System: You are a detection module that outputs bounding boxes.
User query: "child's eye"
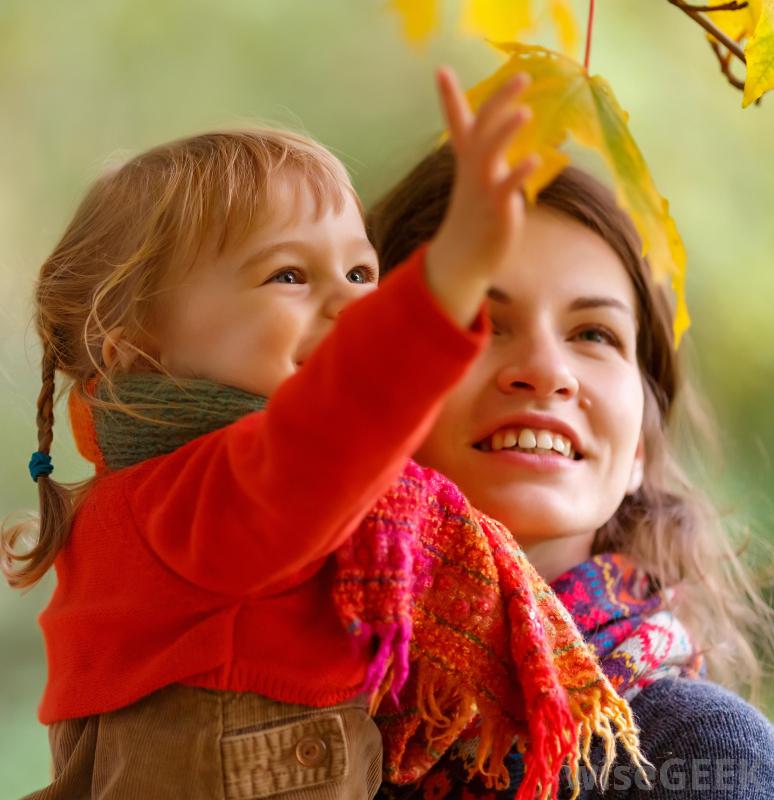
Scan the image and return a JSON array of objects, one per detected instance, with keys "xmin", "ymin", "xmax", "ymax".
[
  {"xmin": 574, "ymin": 326, "xmax": 620, "ymax": 347},
  {"xmin": 267, "ymin": 268, "xmax": 305, "ymax": 284},
  {"xmin": 347, "ymin": 265, "xmax": 377, "ymax": 284}
]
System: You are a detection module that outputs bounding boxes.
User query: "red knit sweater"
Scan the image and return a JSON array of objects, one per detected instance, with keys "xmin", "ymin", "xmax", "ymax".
[{"xmin": 38, "ymin": 249, "xmax": 489, "ymax": 723}]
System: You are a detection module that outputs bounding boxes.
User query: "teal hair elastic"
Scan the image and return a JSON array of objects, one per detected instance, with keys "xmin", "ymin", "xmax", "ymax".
[{"xmin": 29, "ymin": 451, "xmax": 53, "ymax": 482}]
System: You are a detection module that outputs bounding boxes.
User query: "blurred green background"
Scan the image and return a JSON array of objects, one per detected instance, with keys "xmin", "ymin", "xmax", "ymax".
[{"xmin": 1, "ymin": 0, "xmax": 772, "ymax": 795}]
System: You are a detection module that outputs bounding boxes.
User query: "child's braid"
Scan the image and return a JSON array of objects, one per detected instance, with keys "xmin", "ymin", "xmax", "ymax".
[
  {"xmin": 2, "ymin": 337, "xmax": 86, "ymax": 588},
  {"xmin": 35, "ymin": 341, "xmax": 57, "ymax": 470}
]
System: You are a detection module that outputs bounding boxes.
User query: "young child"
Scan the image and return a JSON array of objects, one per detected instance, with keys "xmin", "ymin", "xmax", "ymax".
[{"xmin": 5, "ymin": 70, "xmax": 643, "ymax": 800}]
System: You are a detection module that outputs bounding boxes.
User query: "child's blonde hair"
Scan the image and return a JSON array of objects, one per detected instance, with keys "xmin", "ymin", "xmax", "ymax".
[{"xmin": 2, "ymin": 128, "xmax": 357, "ymax": 589}]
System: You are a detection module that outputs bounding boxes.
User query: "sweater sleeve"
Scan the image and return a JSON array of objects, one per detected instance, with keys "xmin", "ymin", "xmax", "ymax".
[
  {"xmin": 571, "ymin": 679, "xmax": 774, "ymax": 800},
  {"xmin": 124, "ymin": 247, "xmax": 490, "ymax": 597}
]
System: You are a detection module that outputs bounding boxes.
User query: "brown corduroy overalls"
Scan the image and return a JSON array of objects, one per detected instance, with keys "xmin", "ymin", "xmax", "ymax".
[{"xmin": 21, "ymin": 685, "xmax": 383, "ymax": 800}]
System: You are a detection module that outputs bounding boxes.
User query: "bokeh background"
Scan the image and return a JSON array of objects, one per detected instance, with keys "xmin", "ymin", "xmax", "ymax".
[{"xmin": 1, "ymin": 0, "xmax": 773, "ymax": 795}]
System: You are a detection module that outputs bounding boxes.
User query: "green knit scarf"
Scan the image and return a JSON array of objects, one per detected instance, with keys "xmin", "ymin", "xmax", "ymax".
[{"xmin": 93, "ymin": 374, "xmax": 267, "ymax": 471}]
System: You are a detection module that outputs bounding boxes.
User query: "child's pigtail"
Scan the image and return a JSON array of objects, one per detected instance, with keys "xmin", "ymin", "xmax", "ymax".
[{"xmin": 1, "ymin": 341, "xmax": 86, "ymax": 589}]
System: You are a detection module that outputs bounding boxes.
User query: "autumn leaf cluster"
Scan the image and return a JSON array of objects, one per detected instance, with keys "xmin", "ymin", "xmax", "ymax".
[
  {"xmin": 389, "ymin": 0, "xmax": 774, "ymax": 347},
  {"xmin": 392, "ymin": 0, "xmax": 774, "ymax": 107},
  {"xmin": 707, "ymin": 0, "xmax": 774, "ymax": 107}
]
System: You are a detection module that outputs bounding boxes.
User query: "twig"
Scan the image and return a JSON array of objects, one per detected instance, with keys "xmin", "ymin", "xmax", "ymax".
[
  {"xmin": 709, "ymin": 39, "xmax": 746, "ymax": 90},
  {"xmin": 689, "ymin": 2, "xmax": 748, "ymax": 10},
  {"xmin": 584, "ymin": 0, "xmax": 596, "ymax": 71},
  {"xmin": 667, "ymin": 0, "xmax": 747, "ymax": 63}
]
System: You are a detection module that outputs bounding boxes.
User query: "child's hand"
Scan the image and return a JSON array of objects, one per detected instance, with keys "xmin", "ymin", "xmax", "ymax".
[{"xmin": 425, "ymin": 66, "xmax": 539, "ymax": 328}]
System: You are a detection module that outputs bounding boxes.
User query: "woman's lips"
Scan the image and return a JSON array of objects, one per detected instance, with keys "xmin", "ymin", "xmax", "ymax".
[{"xmin": 473, "ymin": 446, "xmax": 583, "ymax": 472}]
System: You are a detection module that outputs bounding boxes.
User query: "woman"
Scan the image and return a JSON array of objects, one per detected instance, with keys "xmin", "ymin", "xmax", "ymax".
[{"xmin": 367, "ymin": 146, "xmax": 774, "ymax": 799}]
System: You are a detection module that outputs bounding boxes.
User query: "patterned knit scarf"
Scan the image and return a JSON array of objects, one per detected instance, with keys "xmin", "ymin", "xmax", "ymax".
[
  {"xmin": 551, "ymin": 553, "xmax": 705, "ymax": 702},
  {"xmin": 69, "ymin": 375, "xmax": 649, "ymax": 800},
  {"xmin": 378, "ymin": 554, "xmax": 704, "ymax": 799}
]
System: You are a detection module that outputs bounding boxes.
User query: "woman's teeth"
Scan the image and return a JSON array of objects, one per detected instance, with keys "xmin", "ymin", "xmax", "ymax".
[{"xmin": 477, "ymin": 428, "xmax": 578, "ymax": 459}]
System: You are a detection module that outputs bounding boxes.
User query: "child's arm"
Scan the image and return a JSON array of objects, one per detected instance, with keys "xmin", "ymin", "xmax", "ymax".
[
  {"xmin": 124, "ymin": 252, "xmax": 485, "ymax": 597},
  {"xmin": 124, "ymin": 69, "xmax": 538, "ymax": 598}
]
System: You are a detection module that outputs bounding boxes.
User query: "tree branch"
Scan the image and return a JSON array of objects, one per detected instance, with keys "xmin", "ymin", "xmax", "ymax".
[
  {"xmin": 689, "ymin": 2, "xmax": 748, "ymax": 11},
  {"xmin": 709, "ymin": 38, "xmax": 746, "ymax": 90},
  {"xmin": 667, "ymin": 0, "xmax": 747, "ymax": 63}
]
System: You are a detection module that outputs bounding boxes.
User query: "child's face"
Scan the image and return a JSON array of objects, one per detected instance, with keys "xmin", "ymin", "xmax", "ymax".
[
  {"xmin": 414, "ymin": 206, "xmax": 645, "ymax": 549},
  {"xmin": 154, "ymin": 176, "xmax": 378, "ymax": 396}
]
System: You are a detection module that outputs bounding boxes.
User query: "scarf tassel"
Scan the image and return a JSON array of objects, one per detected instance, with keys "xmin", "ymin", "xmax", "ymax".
[
  {"xmin": 382, "ymin": 662, "xmax": 652, "ymax": 799},
  {"xmin": 512, "ymin": 697, "xmax": 578, "ymax": 800},
  {"xmin": 565, "ymin": 683, "xmax": 654, "ymax": 798},
  {"xmin": 358, "ymin": 618, "xmax": 412, "ymax": 704},
  {"xmin": 385, "ymin": 659, "xmax": 581, "ymax": 797}
]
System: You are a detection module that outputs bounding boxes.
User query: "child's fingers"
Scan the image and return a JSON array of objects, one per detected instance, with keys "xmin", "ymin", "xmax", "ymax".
[
  {"xmin": 495, "ymin": 154, "xmax": 542, "ymax": 204},
  {"xmin": 470, "ymin": 73, "xmax": 531, "ymax": 148},
  {"xmin": 479, "ymin": 105, "xmax": 533, "ymax": 184},
  {"xmin": 436, "ymin": 67, "xmax": 474, "ymax": 151}
]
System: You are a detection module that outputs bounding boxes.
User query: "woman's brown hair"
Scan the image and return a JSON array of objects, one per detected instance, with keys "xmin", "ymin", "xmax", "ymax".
[
  {"xmin": 1, "ymin": 128, "xmax": 355, "ymax": 589},
  {"xmin": 368, "ymin": 143, "xmax": 774, "ymax": 700}
]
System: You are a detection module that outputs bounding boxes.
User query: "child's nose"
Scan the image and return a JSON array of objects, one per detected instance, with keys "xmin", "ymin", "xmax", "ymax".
[{"xmin": 321, "ymin": 281, "xmax": 370, "ymax": 319}]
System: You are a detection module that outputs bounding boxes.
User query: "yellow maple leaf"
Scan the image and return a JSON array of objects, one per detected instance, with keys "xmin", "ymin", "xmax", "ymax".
[
  {"xmin": 707, "ymin": 0, "xmax": 760, "ymax": 40},
  {"xmin": 466, "ymin": 44, "xmax": 690, "ymax": 347},
  {"xmin": 389, "ymin": 0, "xmax": 439, "ymax": 43},
  {"xmin": 743, "ymin": 0, "xmax": 774, "ymax": 106},
  {"xmin": 548, "ymin": 0, "xmax": 580, "ymax": 58},
  {"xmin": 705, "ymin": 0, "xmax": 774, "ymax": 106},
  {"xmin": 461, "ymin": 0, "xmax": 534, "ymax": 40}
]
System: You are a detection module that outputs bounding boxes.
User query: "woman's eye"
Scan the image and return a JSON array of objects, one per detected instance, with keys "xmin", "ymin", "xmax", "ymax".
[
  {"xmin": 267, "ymin": 268, "xmax": 304, "ymax": 284},
  {"xmin": 347, "ymin": 265, "xmax": 377, "ymax": 284},
  {"xmin": 575, "ymin": 326, "xmax": 620, "ymax": 347}
]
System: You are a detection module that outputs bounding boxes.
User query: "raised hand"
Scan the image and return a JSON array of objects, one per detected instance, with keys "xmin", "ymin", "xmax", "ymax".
[{"xmin": 425, "ymin": 66, "xmax": 539, "ymax": 328}]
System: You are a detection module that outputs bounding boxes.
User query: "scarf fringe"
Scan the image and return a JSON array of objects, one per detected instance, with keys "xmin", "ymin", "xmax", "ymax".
[
  {"xmin": 410, "ymin": 660, "xmax": 582, "ymax": 799},
  {"xmin": 469, "ymin": 711, "xmax": 518, "ymax": 791},
  {"xmin": 566, "ymin": 680, "xmax": 654, "ymax": 798},
  {"xmin": 359, "ymin": 620, "xmax": 412, "ymax": 704},
  {"xmin": 416, "ymin": 662, "xmax": 478, "ymax": 745},
  {"xmin": 513, "ymin": 696, "xmax": 577, "ymax": 800},
  {"xmin": 399, "ymin": 663, "xmax": 651, "ymax": 800}
]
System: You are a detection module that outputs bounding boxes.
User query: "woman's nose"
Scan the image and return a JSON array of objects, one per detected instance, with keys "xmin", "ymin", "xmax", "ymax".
[{"xmin": 495, "ymin": 339, "xmax": 580, "ymax": 399}]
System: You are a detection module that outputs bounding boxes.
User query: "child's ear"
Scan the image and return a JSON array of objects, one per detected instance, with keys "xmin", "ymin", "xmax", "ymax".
[
  {"xmin": 102, "ymin": 327, "xmax": 142, "ymax": 372},
  {"xmin": 626, "ymin": 433, "xmax": 645, "ymax": 495}
]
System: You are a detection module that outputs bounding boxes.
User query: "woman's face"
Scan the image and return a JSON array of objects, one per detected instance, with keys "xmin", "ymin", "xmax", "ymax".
[{"xmin": 414, "ymin": 206, "xmax": 645, "ymax": 549}]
